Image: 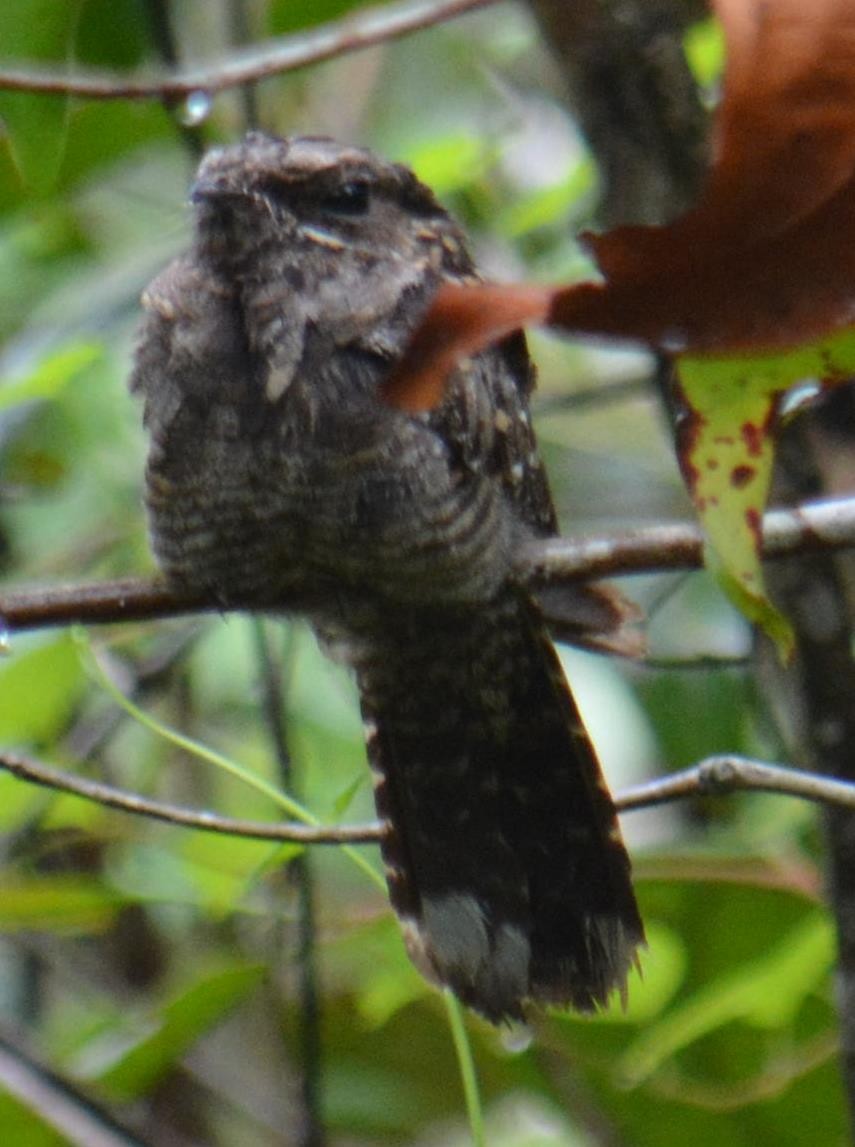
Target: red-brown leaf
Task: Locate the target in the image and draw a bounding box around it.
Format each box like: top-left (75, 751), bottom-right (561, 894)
top-left (380, 282), bottom-right (552, 412)
top-left (554, 0), bottom-right (855, 352)
top-left (388, 0), bottom-right (855, 398)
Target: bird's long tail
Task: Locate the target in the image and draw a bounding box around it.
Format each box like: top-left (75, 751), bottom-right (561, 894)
top-left (353, 587), bottom-right (644, 1022)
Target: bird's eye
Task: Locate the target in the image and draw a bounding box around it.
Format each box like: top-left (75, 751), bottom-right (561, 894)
top-left (319, 180), bottom-right (371, 216)
top-left (255, 174), bottom-right (289, 204)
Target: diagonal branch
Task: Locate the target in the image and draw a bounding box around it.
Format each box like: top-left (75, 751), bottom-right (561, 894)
top-left (4, 749), bottom-right (855, 846)
top-left (0, 0), bottom-right (497, 101)
top-left (516, 495), bottom-right (855, 584)
top-left (0, 750), bottom-right (384, 843)
top-left (3, 496), bottom-right (855, 634)
top-left (617, 755), bottom-right (855, 813)
top-left (0, 1028), bottom-right (153, 1147)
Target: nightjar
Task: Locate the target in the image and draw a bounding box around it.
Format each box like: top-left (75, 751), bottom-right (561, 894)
top-left (130, 132), bottom-right (643, 1021)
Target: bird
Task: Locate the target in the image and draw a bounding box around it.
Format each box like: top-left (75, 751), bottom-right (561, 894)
top-left (130, 131), bottom-right (644, 1022)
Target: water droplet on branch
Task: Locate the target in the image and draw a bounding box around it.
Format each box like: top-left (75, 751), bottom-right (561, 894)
top-left (179, 91), bottom-right (212, 127)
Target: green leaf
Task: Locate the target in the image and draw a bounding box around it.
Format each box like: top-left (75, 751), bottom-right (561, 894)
top-left (357, 966), bottom-right (429, 1030)
top-left (0, 633), bottom-right (87, 743)
top-left (85, 963), bottom-right (266, 1100)
top-left (0, 876), bottom-right (121, 933)
top-left (0, 342), bottom-right (102, 412)
top-left (324, 1063), bottom-right (429, 1134)
top-left (617, 911), bottom-right (835, 1086)
top-left (268, 0), bottom-right (371, 35)
top-left (684, 17), bottom-right (725, 87)
top-left (0, 1), bottom-right (83, 193)
top-left (496, 160), bottom-right (596, 238)
top-left (404, 134), bottom-right (493, 196)
top-left (0, 1092), bottom-right (67, 1147)
top-left (332, 771), bottom-right (367, 818)
top-left (676, 326), bottom-right (855, 652)
top-left (74, 0), bottom-right (147, 69)
top-left (676, 356), bottom-right (788, 652)
top-left (0, 96), bottom-right (71, 196)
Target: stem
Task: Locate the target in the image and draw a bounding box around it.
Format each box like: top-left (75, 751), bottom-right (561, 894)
top-left (443, 992), bottom-right (485, 1147)
top-left (0, 0), bottom-right (499, 100)
top-left (143, 0), bottom-right (205, 158)
top-left (251, 620), bottom-right (325, 1147)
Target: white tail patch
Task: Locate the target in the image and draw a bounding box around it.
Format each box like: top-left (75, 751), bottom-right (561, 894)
top-left (406, 893), bottom-right (531, 1018)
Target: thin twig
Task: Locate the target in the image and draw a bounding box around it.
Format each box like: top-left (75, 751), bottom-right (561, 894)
top-left (640, 653), bottom-right (751, 671)
top-left (763, 420), bottom-right (855, 1133)
top-left (252, 621), bottom-right (293, 782)
top-left (443, 993), bottom-right (485, 1147)
top-left (144, 0), bottom-right (205, 159)
top-left (0, 0), bottom-right (497, 101)
top-left (0, 751), bottom-right (384, 843)
top-left (516, 495), bottom-right (855, 586)
top-left (0, 578), bottom-right (213, 632)
top-left (227, 0), bottom-right (260, 128)
top-left (617, 756), bottom-right (855, 814)
top-left (4, 750), bottom-right (855, 845)
top-left (4, 496), bottom-right (855, 634)
top-left (251, 621), bottom-right (325, 1147)
top-left (0, 1029), bottom-right (153, 1147)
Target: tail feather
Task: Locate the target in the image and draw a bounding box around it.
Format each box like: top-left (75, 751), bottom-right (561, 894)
top-left (352, 588), bottom-right (643, 1022)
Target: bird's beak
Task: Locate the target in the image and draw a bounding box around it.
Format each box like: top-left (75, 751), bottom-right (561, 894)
top-left (189, 174), bottom-right (230, 204)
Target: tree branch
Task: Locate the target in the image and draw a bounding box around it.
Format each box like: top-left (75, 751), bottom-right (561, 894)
top-left (0, 578), bottom-right (212, 632)
top-left (4, 749), bottom-right (855, 846)
top-left (617, 755), bottom-right (855, 813)
top-left (0, 751), bottom-right (384, 844)
top-left (0, 1028), bottom-right (153, 1147)
top-left (0, 0), bottom-right (497, 101)
top-left (3, 496), bottom-right (855, 634)
top-left (516, 495), bottom-right (855, 585)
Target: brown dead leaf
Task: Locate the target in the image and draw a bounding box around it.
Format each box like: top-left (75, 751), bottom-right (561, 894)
top-left (386, 0), bottom-right (855, 406)
top-left (555, 0), bottom-right (855, 351)
top-left (381, 0), bottom-right (855, 650)
top-left (380, 282), bottom-right (551, 412)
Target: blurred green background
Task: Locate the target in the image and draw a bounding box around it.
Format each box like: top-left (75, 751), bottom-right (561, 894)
top-left (0, 2), bottom-right (844, 1144)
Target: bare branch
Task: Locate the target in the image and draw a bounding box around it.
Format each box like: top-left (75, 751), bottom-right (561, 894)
top-left (0, 751), bottom-right (384, 844)
top-left (3, 749), bottom-right (855, 847)
top-left (3, 496), bottom-right (855, 634)
top-left (517, 494), bottom-right (855, 585)
top-left (0, 578), bottom-right (212, 631)
top-left (616, 756), bottom-right (855, 813)
top-left (0, 1030), bottom-right (151, 1147)
top-left (640, 652), bottom-right (751, 671)
top-left (0, 0), bottom-right (497, 101)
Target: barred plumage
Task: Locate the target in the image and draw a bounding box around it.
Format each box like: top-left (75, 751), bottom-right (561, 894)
top-left (131, 132), bottom-right (644, 1021)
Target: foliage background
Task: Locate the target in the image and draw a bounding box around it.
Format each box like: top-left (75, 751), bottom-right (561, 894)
top-left (0, 1), bottom-right (846, 1144)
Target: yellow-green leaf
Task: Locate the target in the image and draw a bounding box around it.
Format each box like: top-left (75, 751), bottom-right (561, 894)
top-left (0, 876), bottom-right (121, 933)
top-left (617, 911), bottom-right (835, 1086)
top-left (0, 342), bottom-right (102, 412)
top-left (676, 325), bottom-right (855, 654)
top-left (0, 632), bottom-right (87, 743)
top-left (0, 0), bottom-right (82, 194)
top-left (84, 962), bottom-right (266, 1100)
